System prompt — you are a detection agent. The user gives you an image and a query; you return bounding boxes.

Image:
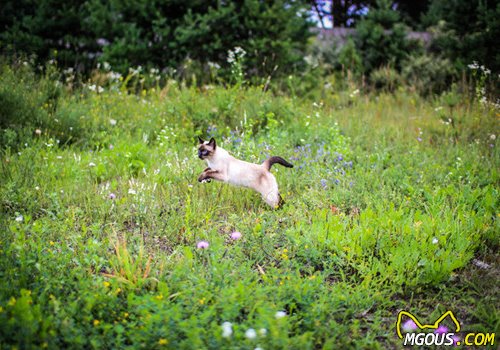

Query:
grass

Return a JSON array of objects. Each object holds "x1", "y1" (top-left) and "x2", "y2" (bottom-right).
[{"x1": 0, "y1": 64, "x2": 498, "y2": 349}]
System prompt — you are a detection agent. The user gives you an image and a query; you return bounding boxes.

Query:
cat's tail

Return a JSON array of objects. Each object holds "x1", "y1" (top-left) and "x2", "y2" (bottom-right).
[{"x1": 263, "y1": 156, "x2": 294, "y2": 171}]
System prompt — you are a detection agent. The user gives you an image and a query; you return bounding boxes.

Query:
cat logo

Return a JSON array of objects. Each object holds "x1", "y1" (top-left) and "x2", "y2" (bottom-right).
[
  {"x1": 396, "y1": 310, "x2": 496, "y2": 347},
  {"x1": 396, "y1": 310, "x2": 460, "y2": 339}
]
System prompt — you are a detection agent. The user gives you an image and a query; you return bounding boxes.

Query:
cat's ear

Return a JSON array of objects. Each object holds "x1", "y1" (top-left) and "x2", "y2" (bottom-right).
[
  {"x1": 197, "y1": 136, "x2": 204, "y2": 144},
  {"x1": 208, "y1": 137, "x2": 216, "y2": 149}
]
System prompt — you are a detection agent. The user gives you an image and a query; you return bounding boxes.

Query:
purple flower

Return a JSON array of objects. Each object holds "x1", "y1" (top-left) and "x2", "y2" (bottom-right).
[
  {"x1": 435, "y1": 325, "x2": 448, "y2": 334},
  {"x1": 417, "y1": 137, "x2": 422, "y2": 142},
  {"x1": 320, "y1": 179, "x2": 328, "y2": 189},
  {"x1": 197, "y1": 241, "x2": 209, "y2": 249},
  {"x1": 108, "y1": 193, "x2": 116, "y2": 200},
  {"x1": 230, "y1": 231, "x2": 242, "y2": 240},
  {"x1": 402, "y1": 319, "x2": 418, "y2": 332},
  {"x1": 452, "y1": 335, "x2": 460, "y2": 346}
]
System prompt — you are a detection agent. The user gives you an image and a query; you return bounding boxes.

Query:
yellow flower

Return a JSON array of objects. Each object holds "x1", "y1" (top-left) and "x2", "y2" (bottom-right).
[
  {"x1": 198, "y1": 298, "x2": 206, "y2": 305},
  {"x1": 155, "y1": 294, "x2": 163, "y2": 300},
  {"x1": 158, "y1": 338, "x2": 168, "y2": 345},
  {"x1": 103, "y1": 281, "x2": 110, "y2": 288},
  {"x1": 8, "y1": 297, "x2": 16, "y2": 306},
  {"x1": 93, "y1": 319, "x2": 100, "y2": 327},
  {"x1": 123, "y1": 312, "x2": 129, "y2": 318},
  {"x1": 49, "y1": 241, "x2": 55, "y2": 246},
  {"x1": 115, "y1": 288, "x2": 122, "y2": 294}
]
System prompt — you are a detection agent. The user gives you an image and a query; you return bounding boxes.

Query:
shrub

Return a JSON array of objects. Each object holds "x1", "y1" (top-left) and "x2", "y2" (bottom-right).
[
  {"x1": 369, "y1": 66, "x2": 402, "y2": 92},
  {"x1": 355, "y1": 0, "x2": 421, "y2": 74},
  {"x1": 402, "y1": 53, "x2": 456, "y2": 95}
]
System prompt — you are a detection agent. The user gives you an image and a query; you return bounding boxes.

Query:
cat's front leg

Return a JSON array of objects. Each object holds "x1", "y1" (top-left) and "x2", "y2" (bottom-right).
[{"x1": 198, "y1": 169, "x2": 225, "y2": 183}]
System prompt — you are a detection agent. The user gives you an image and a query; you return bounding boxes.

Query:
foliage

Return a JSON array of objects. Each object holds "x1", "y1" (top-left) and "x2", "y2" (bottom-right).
[
  {"x1": 0, "y1": 63, "x2": 498, "y2": 349},
  {"x1": 423, "y1": 0, "x2": 500, "y2": 73},
  {"x1": 354, "y1": 0, "x2": 421, "y2": 74},
  {"x1": 402, "y1": 53, "x2": 455, "y2": 96},
  {"x1": 0, "y1": 0, "x2": 313, "y2": 78},
  {"x1": 369, "y1": 65, "x2": 402, "y2": 92}
]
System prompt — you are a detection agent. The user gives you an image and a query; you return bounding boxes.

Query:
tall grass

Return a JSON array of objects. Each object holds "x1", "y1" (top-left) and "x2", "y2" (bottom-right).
[{"x1": 0, "y1": 63, "x2": 498, "y2": 349}]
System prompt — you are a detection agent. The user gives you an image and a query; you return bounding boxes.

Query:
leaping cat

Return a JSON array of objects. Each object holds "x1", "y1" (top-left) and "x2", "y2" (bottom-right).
[{"x1": 197, "y1": 137, "x2": 293, "y2": 208}]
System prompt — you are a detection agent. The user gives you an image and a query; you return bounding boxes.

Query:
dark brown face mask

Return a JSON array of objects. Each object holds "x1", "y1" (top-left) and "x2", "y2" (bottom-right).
[{"x1": 197, "y1": 137, "x2": 216, "y2": 159}]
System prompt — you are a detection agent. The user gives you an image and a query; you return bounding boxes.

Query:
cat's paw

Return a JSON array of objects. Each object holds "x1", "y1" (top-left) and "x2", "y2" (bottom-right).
[{"x1": 200, "y1": 179, "x2": 211, "y2": 183}]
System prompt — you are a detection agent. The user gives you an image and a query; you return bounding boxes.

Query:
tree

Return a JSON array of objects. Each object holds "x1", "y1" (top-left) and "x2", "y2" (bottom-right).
[
  {"x1": 354, "y1": 0, "x2": 419, "y2": 73},
  {"x1": 423, "y1": 0, "x2": 500, "y2": 73},
  {"x1": 1, "y1": 0, "x2": 313, "y2": 78}
]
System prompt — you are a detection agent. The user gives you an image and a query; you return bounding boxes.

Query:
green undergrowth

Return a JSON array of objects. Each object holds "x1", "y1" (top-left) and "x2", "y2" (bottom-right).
[{"x1": 0, "y1": 65, "x2": 498, "y2": 349}]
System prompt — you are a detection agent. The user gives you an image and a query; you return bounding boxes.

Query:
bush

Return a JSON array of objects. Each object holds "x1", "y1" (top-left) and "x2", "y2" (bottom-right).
[
  {"x1": 0, "y1": 62, "x2": 96, "y2": 149},
  {"x1": 402, "y1": 53, "x2": 456, "y2": 95},
  {"x1": 369, "y1": 66, "x2": 402, "y2": 92},
  {"x1": 355, "y1": 0, "x2": 421, "y2": 74}
]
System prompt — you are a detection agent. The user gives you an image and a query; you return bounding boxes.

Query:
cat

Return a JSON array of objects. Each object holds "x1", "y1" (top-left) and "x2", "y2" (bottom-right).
[{"x1": 197, "y1": 136, "x2": 293, "y2": 208}]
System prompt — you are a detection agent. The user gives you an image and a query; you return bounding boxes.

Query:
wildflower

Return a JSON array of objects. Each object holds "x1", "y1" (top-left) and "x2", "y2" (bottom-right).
[
  {"x1": 109, "y1": 144, "x2": 114, "y2": 150},
  {"x1": 108, "y1": 193, "x2": 116, "y2": 200},
  {"x1": 452, "y1": 335, "x2": 460, "y2": 346},
  {"x1": 88, "y1": 162, "x2": 96, "y2": 167},
  {"x1": 435, "y1": 325, "x2": 448, "y2": 334},
  {"x1": 158, "y1": 338, "x2": 168, "y2": 345},
  {"x1": 35, "y1": 129, "x2": 42, "y2": 135},
  {"x1": 402, "y1": 319, "x2": 418, "y2": 332},
  {"x1": 417, "y1": 137, "x2": 422, "y2": 142},
  {"x1": 15, "y1": 215, "x2": 23, "y2": 222},
  {"x1": 109, "y1": 119, "x2": 117, "y2": 126},
  {"x1": 258, "y1": 328, "x2": 267, "y2": 336},
  {"x1": 275, "y1": 311, "x2": 287, "y2": 319},
  {"x1": 221, "y1": 322, "x2": 233, "y2": 338},
  {"x1": 468, "y1": 61, "x2": 479, "y2": 70},
  {"x1": 128, "y1": 189, "x2": 137, "y2": 195},
  {"x1": 255, "y1": 347, "x2": 264, "y2": 350},
  {"x1": 230, "y1": 231, "x2": 242, "y2": 240},
  {"x1": 103, "y1": 281, "x2": 110, "y2": 288},
  {"x1": 490, "y1": 134, "x2": 496, "y2": 140},
  {"x1": 197, "y1": 241, "x2": 209, "y2": 249},
  {"x1": 320, "y1": 179, "x2": 327, "y2": 189},
  {"x1": 432, "y1": 237, "x2": 438, "y2": 244},
  {"x1": 245, "y1": 328, "x2": 257, "y2": 340},
  {"x1": 93, "y1": 319, "x2": 100, "y2": 326}
]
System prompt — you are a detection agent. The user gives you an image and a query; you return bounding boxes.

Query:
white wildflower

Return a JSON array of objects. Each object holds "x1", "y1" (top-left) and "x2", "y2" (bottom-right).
[
  {"x1": 245, "y1": 328, "x2": 257, "y2": 340},
  {"x1": 88, "y1": 162, "x2": 96, "y2": 167},
  {"x1": 432, "y1": 238, "x2": 438, "y2": 244},
  {"x1": 275, "y1": 311, "x2": 287, "y2": 319},
  {"x1": 221, "y1": 322, "x2": 233, "y2": 338},
  {"x1": 15, "y1": 215, "x2": 23, "y2": 222}
]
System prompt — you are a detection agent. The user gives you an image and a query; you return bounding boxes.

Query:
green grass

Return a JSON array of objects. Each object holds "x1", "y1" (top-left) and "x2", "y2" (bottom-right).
[{"x1": 0, "y1": 66, "x2": 498, "y2": 349}]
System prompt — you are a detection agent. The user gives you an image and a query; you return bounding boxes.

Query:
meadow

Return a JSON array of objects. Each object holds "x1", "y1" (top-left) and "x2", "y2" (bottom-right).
[{"x1": 0, "y1": 63, "x2": 498, "y2": 349}]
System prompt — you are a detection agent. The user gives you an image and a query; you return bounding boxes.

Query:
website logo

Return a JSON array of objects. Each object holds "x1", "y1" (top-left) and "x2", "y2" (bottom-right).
[{"x1": 396, "y1": 310, "x2": 495, "y2": 347}]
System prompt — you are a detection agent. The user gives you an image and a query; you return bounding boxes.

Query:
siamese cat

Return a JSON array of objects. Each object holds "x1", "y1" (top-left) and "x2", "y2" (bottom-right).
[{"x1": 197, "y1": 136, "x2": 293, "y2": 208}]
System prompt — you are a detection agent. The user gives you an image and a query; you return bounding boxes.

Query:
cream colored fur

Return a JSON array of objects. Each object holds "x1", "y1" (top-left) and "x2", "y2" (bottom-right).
[{"x1": 199, "y1": 142, "x2": 282, "y2": 208}]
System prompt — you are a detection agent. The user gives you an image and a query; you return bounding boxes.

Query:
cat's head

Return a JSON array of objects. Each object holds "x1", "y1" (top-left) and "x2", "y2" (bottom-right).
[{"x1": 197, "y1": 136, "x2": 216, "y2": 160}]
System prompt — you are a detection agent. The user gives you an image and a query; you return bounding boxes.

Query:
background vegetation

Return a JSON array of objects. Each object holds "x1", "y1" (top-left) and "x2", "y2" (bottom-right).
[{"x1": 0, "y1": 0, "x2": 499, "y2": 349}]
